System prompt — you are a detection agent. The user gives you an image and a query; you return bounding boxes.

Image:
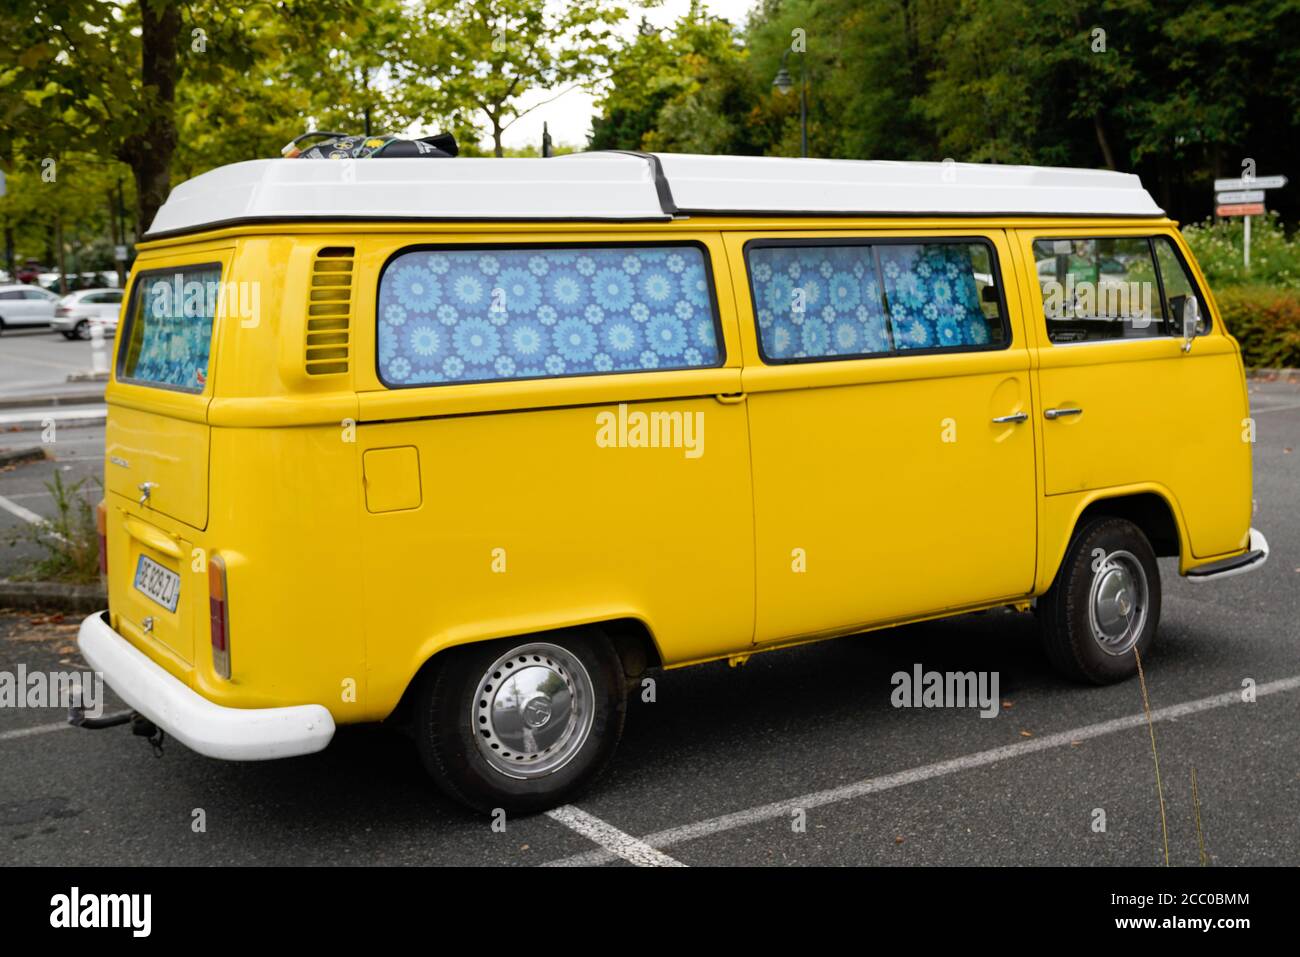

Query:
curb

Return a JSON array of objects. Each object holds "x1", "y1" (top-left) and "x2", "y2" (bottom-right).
[
  {"x1": 0, "y1": 412, "x2": 107, "y2": 432},
  {"x1": 0, "y1": 391, "x2": 106, "y2": 411},
  {"x1": 0, "y1": 579, "x2": 106, "y2": 614},
  {"x1": 1246, "y1": 368, "x2": 1299, "y2": 380},
  {"x1": 0, "y1": 446, "x2": 48, "y2": 467}
]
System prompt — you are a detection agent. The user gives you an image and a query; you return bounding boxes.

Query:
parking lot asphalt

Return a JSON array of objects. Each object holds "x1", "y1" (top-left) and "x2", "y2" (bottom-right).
[
  {"x1": 0, "y1": 378, "x2": 1296, "y2": 866},
  {"x1": 0, "y1": 328, "x2": 102, "y2": 401}
]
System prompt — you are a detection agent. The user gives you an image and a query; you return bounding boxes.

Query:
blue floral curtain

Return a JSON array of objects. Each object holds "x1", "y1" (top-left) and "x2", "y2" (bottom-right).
[
  {"x1": 378, "y1": 245, "x2": 722, "y2": 386},
  {"x1": 124, "y1": 267, "x2": 219, "y2": 392},
  {"x1": 749, "y1": 242, "x2": 996, "y2": 360},
  {"x1": 749, "y1": 245, "x2": 891, "y2": 360}
]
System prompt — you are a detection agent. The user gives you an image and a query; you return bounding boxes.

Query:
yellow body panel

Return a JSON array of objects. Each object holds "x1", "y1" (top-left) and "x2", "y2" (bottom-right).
[
  {"x1": 1008, "y1": 227, "x2": 1252, "y2": 559},
  {"x1": 722, "y1": 229, "x2": 1038, "y2": 641},
  {"x1": 100, "y1": 216, "x2": 1254, "y2": 724}
]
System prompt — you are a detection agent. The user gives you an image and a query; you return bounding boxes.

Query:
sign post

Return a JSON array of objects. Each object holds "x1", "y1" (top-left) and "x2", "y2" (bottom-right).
[{"x1": 1214, "y1": 175, "x2": 1288, "y2": 271}]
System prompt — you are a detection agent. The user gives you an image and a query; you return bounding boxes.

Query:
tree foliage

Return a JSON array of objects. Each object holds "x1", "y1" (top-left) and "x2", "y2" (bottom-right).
[{"x1": 590, "y1": 0, "x2": 1300, "y2": 224}]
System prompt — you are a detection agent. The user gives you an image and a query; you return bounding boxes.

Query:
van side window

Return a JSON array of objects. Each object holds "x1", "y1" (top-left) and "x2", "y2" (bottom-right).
[
  {"x1": 745, "y1": 240, "x2": 1005, "y2": 362},
  {"x1": 118, "y1": 265, "x2": 221, "y2": 393},
  {"x1": 376, "y1": 244, "x2": 722, "y2": 387},
  {"x1": 1032, "y1": 238, "x2": 1164, "y2": 343},
  {"x1": 1153, "y1": 237, "x2": 1209, "y2": 336}
]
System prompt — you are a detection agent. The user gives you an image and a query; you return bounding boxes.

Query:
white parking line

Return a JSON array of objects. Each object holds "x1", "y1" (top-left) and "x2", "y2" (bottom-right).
[
  {"x1": 0, "y1": 721, "x2": 71, "y2": 743},
  {"x1": 543, "y1": 674, "x2": 1300, "y2": 867},
  {"x1": 0, "y1": 492, "x2": 49, "y2": 526},
  {"x1": 546, "y1": 804, "x2": 687, "y2": 867}
]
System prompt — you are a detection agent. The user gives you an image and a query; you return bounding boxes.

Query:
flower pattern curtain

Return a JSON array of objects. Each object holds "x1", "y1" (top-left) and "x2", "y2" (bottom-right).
[
  {"x1": 749, "y1": 242, "x2": 997, "y2": 361},
  {"x1": 123, "y1": 267, "x2": 219, "y2": 392},
  {"x1": 378, "y1": 245, "x2": 722, "y2": 386}
]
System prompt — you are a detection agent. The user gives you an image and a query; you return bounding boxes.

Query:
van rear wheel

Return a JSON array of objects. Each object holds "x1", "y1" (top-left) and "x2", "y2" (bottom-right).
[
  {"x1": 415, "y1": 632, "x2": 626, "y2": 815},
  {"x1": 1038, "y1": 517, "x2": 1161, "y2": 685}
]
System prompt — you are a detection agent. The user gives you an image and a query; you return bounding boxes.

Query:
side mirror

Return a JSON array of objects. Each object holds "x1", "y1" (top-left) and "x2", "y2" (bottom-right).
[{"x1": 1181, "y1": 297, "x2": 1200, "y2": 353}]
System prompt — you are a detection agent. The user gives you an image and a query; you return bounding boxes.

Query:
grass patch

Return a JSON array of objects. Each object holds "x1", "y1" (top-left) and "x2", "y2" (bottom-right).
[{"x1": 5, "y1": 471, "x2": 101, "y2": 585}]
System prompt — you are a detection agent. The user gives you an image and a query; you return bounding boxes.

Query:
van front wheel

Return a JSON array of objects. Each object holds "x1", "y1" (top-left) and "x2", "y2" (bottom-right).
[
  {"x1": 415, "y1": 632, "x2": 627, "y2": 815},
  {"x1": 1038, "y1": 517, "x2": 1161, "y2": 685}
]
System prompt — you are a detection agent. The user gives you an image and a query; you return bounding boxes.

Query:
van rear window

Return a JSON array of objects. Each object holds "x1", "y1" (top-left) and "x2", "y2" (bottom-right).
[
  {"x1": 376, "y1": 244, "x2": 722, "y2": 387},
  {"x1": 118, "y1": 265, "x2": 221, "y2": 392}
]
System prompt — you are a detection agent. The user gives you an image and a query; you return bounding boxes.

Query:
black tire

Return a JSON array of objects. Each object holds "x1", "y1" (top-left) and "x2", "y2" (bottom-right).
[
  {"x1": 61, "y1": 330, "x2": 77, "y2": 340},
  {"x1": 74, "y1": 320, "x2": 88, "y2": 340},
  {"x1": 415, "y1": 630, "x2": 626, "y2": 815},
  {"x1": 1038, "y1": 516, "x2": 1161, "y2": 685},
  {"x1": 0, "y1": 318, "x2": 6, "y2": 336}
]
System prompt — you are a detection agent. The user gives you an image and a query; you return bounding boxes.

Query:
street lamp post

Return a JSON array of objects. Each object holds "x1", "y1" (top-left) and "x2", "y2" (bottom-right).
[{"x1": 772, "y1": 49, "x2": 807, "y2": 158}]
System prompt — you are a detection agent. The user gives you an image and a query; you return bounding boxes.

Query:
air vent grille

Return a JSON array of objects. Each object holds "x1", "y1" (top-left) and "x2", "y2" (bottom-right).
[{"x1": 305, "y1": 246, "x2": 353, "y2": 375}]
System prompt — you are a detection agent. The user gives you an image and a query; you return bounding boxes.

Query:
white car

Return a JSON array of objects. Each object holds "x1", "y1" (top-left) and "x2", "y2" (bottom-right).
[
  {"x1": 0, "y1": 284, "x2": 60, "y2": 334},
  {"x1": 52, "y1": 287, "x2": 125, "y2": 340}
]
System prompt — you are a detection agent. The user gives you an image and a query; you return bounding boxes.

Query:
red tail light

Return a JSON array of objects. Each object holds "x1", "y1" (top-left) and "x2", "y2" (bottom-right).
[
  {"x1": 95, "y1": 501, "x2": 108, "y2": 578},
  {"x1": 208, "y1": 554, "x2": 231, "y2": 679},
  {"x1": 55, "y1": 306, "x2": 70, "y2": 317}
]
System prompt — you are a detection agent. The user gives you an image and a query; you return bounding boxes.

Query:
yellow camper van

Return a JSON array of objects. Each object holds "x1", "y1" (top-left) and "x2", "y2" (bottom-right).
[{"x1": 77, "y1": 151, "x2": 1268, "y2": 813}]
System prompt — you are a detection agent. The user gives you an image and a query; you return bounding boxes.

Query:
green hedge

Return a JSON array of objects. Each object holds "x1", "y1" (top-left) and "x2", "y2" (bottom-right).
[
  {"x1": 1213, "y1": 285, "x2": 1300, "y2": 369},
  {"x1": 1183, "y1": 214, "x2": 1300, "y2": 291}
]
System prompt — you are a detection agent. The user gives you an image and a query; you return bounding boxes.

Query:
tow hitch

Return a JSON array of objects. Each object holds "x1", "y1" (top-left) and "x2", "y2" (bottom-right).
[{"x1": 68, "y1": 692, "x2": 166, "y2": 758}]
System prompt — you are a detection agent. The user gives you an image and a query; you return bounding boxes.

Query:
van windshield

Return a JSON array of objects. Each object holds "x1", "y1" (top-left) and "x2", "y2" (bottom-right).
[{"x1": 118, "y1": 265, "x2": 221, "y2": 392}]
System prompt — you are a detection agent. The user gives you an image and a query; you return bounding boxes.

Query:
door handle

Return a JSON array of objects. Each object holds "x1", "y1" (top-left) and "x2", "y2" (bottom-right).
[
  {"x1": 1044, "y1": 407, "x2": 1083, "y2": 419},
  {"x1": 991, "y1": 412, "x2": 1028, "y2": 424},
  {"x1": 137, "y1": 481, "x2": 158, "y2": 506},
  {"x1": 714, "y1": 393, "x2": 747, "y2": 405}
]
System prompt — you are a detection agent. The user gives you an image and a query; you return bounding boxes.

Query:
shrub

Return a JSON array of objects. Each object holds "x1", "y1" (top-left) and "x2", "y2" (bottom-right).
[
  {"x1": 1182, "y1": 213, "x2": 1300, "y2": 290},
  {"x1": 1212, "y1": 285, "x2": 1300, "y2": 369}
]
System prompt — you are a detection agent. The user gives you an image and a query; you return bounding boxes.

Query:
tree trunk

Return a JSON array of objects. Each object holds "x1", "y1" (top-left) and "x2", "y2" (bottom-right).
[
  {"x1": 3, "y1": 222, "x2": 14, "y2": 282},
  {"x1": 55, "y1": 214, "x2": 66, "y2": 294},
  {"x1": 109, "y1": 188, "x2": 125, "y2": 287},
  {"x1": 119, "y1": 0, "x2": 181, "y2": 234},
  {"x1": 1092, "y1": 112, "x2": 1117, "y2": 170},
  {"x1": 0, "y1": 143, "x2": 13, "y2": 279}
]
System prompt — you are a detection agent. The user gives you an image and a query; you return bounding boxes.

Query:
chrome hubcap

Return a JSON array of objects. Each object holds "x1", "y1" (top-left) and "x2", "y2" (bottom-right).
[
  {"x1": 1087, "y1": 549, "x2": 1149, "y2": 655},
  {"x1": 472, "y1": 642, "x2": 594, "y2": 779}
]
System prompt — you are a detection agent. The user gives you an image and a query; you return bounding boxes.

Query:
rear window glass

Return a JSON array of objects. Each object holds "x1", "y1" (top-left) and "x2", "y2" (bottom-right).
[
  {"x1": 377, "y1": 244, "x2": 722, "y2": 387},
  {"x1": 118, "y1": 265, "x2": 220, "y2": 392}
]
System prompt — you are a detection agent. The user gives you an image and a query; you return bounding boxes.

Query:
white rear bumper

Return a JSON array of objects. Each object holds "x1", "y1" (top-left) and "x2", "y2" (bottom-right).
[{"x1": 77, "y1": 611, "x2": 335, "y2": 760}]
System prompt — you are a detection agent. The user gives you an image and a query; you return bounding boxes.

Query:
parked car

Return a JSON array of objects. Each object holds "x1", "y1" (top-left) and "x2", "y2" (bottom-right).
[
  {"x1": 0, "y1": 283, "x2": 60, "y2": 333},
  {"x1": 77, "y1": 152, "x2": 1267, "y2": 815},
  {"x1": 40, "y1": 271, "x2": 119, "y2": 293},
  {"x1": 52, "y1": 287, "x2": 124, "y2": 339}
]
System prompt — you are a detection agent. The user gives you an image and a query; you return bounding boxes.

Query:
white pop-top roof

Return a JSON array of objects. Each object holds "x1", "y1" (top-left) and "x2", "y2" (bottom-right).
[{"x1": 145, "y1": 151, "x2": 1164, "y2": 237}]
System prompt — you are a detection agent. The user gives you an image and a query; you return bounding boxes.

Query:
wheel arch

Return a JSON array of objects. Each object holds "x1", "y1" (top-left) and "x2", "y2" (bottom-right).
[
  {"x1": 1043, "y1": 486, "x2": 1187, "y2": 593},
  {"x1": 386, "y1": 615, "x2": 663, "y2": 728}
]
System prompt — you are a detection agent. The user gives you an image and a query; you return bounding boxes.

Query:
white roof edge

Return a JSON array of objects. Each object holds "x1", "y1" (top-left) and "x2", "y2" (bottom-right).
[
  {"x1": 652, "y1": 153, "x2": 1164, "y2": 218},
  {"x1": 145, "y1": 152, "x2": 1163, "y2": 238}
]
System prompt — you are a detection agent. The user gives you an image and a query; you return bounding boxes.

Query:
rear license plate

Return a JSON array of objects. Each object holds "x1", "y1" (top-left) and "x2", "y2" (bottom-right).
[{"x1": 133, "y1": 555, "x2": 180, "y2": 612}]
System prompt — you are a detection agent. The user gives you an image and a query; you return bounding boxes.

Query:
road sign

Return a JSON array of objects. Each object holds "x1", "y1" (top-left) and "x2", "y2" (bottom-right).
[
  {"x1": 1217, "y1": 203, "x2": 1266, "y2": 217},
  {"x1": 1214, "y1": 175, "x2": 1287, "y2": 191},
  {"x1": 114, "y1": 245, "x2": 128, "y2": 261},
  {"x1": 1216, "y1": 190, "x2": 1265, "y2": 205}
]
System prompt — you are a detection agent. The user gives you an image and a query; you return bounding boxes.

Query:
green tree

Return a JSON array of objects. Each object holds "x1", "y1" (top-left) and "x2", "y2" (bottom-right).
[
  {"x1": 1, "y1": 0, "x2": 362, "y2": 233},
  {"x1": 413, "y1": 0, "x2": 629, "y2": 157},
  {"x1": 590, "y1": 4, "x2": 759, "y2": 154}
]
